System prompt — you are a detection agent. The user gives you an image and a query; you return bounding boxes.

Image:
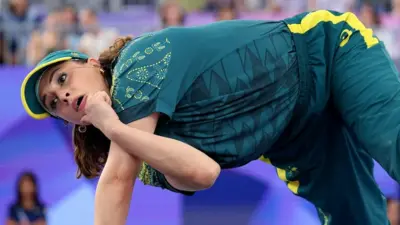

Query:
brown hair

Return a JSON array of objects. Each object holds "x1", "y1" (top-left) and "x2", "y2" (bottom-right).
[{"x1": 73, "y1": 36, "x2": 133, "y2": 179}]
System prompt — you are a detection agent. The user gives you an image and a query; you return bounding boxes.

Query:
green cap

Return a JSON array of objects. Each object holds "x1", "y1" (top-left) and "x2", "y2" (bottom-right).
[{"x1": 21, "y1": 50, "x2": 89, "y2": 119}]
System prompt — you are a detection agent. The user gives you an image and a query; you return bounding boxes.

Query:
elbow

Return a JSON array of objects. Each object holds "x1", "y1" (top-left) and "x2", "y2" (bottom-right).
[
  {"x1": 187, "y1": 163, "x2": 221, "y2": 190},
  {"x1": 102, "y1": 171, "x2": 134, "y2": 186},
  {"x1": 101, "y1": 163, "x2": 138, "y2": 186}
]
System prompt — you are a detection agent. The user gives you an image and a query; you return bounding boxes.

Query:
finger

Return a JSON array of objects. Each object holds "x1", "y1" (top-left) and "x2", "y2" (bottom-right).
[
  {"x1": 84, "y1": 94, "x2": 92, "y2": 105},
  {"x1": 105, "y1": 94, "x2": 112, "y2": 106},
  {"x1": 100, "y1": 91, "x2": 112, "y2": 105}
]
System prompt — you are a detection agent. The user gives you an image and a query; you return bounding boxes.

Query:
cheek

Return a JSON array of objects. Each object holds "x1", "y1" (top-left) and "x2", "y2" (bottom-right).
[
  {"x1": 57, "y1": 108, "x2": 81, "y2": 124},
  {"x1": 69, "y1": 70, "x2": 107, "y2": 95},
  {"x1": 21, "y1": 182, "x2": 34, "y2": 193}
]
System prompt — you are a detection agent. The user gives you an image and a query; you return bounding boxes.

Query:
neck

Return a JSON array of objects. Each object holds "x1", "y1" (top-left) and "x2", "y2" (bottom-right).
[{"x1": 21, "y1": 199, "x2": 35, "y2": 209}]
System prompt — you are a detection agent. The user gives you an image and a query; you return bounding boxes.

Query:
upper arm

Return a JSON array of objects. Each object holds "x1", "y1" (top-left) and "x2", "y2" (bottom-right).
[
  {"x1": 111, "y1": 32, "x2": 192, "y2": 124},
  {"x1": 101, "y1": 112, "x2": 159, "y2": 181},
  {"x1": 126, "y1": 112, "x2": 159, "y2": 133}
]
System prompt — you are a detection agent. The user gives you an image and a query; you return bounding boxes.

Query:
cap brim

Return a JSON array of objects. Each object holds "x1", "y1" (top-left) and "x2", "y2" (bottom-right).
[{"x1": 21, "y1": 57, "x2": 72, "y2": 120}]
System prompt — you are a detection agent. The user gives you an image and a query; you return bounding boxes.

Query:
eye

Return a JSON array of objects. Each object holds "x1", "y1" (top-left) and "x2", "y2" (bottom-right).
[
  {"x1": 58, "y1": 73, "x2": 67, "y2": 85},
  {"x1": 50, "y1": 98, "x2": 58, "y2": 111}
]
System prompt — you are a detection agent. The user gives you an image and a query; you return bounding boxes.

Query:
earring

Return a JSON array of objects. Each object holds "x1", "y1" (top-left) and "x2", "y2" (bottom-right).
[
  {"x1": 100, "y1": 68, "x2": 105, "y2": 74},
  {"x1": 78, "y1": 125, "x2": 87, "y2": 133}
]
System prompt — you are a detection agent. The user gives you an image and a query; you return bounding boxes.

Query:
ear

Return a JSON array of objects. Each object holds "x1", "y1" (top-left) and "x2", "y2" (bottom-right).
[{"x1": 87, "y1": 58, "x2": 101, "y2": 67}]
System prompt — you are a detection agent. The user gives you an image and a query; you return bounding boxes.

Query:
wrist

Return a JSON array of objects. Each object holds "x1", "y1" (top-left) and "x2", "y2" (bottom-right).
[{"x1": 102, "y1": 118, "x2": 122, "y2": 140}]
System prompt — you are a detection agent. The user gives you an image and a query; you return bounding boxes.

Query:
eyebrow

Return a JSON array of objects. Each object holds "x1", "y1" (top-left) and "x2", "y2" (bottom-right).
[
  {"x1": 41, "y1": 67, "x2": 61, "y2": 110},
  {"x1": 49, "y1": 67, "x2": 61, "y2": 86}
]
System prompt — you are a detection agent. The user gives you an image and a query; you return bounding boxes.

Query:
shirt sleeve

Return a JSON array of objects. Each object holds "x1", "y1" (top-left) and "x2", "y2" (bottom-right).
[
  {"x1": 138, "y1": 162, "x2": 195, "y2": 196},
  {"x1": 111, "y1": 31, "x2": 188, "y2": 124}
]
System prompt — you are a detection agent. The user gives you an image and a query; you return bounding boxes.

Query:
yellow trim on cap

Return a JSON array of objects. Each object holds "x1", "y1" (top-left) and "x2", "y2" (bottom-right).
[{"x1": 21, "y1": 57, "x2": 72, "y2": 120}]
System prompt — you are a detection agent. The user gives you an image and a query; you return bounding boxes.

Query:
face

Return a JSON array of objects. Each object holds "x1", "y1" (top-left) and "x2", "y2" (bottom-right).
[
  {"x1": 360, "y1": 4, "x2": 373, "y2": 25},
  {"x1": 80, "y1": 10, "x2": 97, "y2": 31},
  {"x1": 164, "y1": 4, "x2": 182, "y2": 26},
  {"x1": 63, "y1": 7, "x2": 77, "y2": 25},
  {"x1": 10, "y1": 0, "x2": 28, "y2": 15},
  {"x1": 217, "y1": 8, "x2": 235, "y2": 21},
  {"x1": 45, "y1": 11, "x2": 62, "y2": 30},
  {"x1": 38, "y1": 59, "x2": 109, "y2": 125},
  {"x1": 19, "y1": 176, "x2": 35, "y2": 197}
]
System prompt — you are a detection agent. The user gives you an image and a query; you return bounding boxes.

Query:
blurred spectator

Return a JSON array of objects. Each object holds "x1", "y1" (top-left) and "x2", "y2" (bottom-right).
[
  {"x1": 204, "y1": 0, "x2": 222, "y2": 11},
  {"x1": 6, "y1": 171, "x2": 46, "y2": 225},
  {"x1": 266, "y1": 0, "x2": 306, "y2": 14},
  {"x1": 381, "y1": 0, "x2": 400, "y2": 29},
  {"x1": 78, "y1": 8, "x2": 119, "y2": 58},
  {"x1": 61, "y1": 4, "x2": 81, "y2": 35},
  {"x1": 0, "y1": 31, "x2": 5, "y2": 64},
  {"x1": 387, "y1": 199, "x2": 400, "y2": 225},
  {"x1": 215, "y1": 1, "x2": 238, "y2": 20},
  {"x1": 26, "y1": 9, "x2": 66, "y2": 66},
  {"x1": 359, "y1": 2, "x2": 400, "y2": 60},
  {"x1": 61, "y1": 4, "x2": 83, "y2": 50},
  {"x1": 158, "y1": 0, "x2": 207, "y2": 12},
  {"x1": 159, "y1": 0, "x2": 186, "y2": 28},
  {"x1": 307, "y1": 0, "x2": 355, "y2": 12},
  {"x1": 204, "y1": 0, "x2": 240, "y2": 11},
  {"x1": 392, "y1": 0, "x2": 400, "y2": 16},
  {"x1": 0, "y1": 0, "x2": 41, "y2": 64},
  {"x1": 243, "y1": 0, "x2": 267, "y2": 11},
  {"x1": 359, "y1": 2, "x2": 382, "y2": 29}
]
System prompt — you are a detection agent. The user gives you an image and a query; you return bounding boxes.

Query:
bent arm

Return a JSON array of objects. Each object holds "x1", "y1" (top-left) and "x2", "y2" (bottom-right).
[
  {"x1": 94, "y1": 142, "x2": 141, "y2": 225},
  {"x1": 104, "y1": 113, "x2": 221, "y2": 191}
]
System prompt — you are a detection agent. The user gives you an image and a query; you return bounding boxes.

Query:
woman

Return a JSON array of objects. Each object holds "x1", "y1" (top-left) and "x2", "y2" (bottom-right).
[
  {"x1": 215, "y1": 1, "x2": 238, "y2": 21},
  {"x1": 158, "y1": 0, "x2": 186, "y2": 28},
  {"x1": 21, "y1": 10, "x2": 400, "y2": 225},
  {"x1": 7, "y1": 172, "x2": 46, "y2": 225},
  {"x1": 359, "y1": 2, "x2": 400, "y2": 60},
  {"x1": 1, "y1": 0, "x2": 41, "y2": 64}
]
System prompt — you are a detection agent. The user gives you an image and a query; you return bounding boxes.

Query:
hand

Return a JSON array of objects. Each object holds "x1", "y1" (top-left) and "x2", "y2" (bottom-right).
[{"x1": 81, "y1": 91, "x2": 120, "y2": 133}]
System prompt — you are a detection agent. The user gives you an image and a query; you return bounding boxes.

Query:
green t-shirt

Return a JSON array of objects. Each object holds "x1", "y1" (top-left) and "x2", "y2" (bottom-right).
[{"x1": 111, "y1": 20, "x2": 299, "y2": 195}]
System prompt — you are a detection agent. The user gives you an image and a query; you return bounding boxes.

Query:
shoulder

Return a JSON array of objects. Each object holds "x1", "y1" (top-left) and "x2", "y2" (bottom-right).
[
  {"x1": 116, "y1": 27, "x2": 186, "y2": 59},
  {"x1": 7, "y1": 203, "x2": 19, "y2": 216},
  {"x1": 113, "y1": 32, "x2": 173, "y2": 76},
  {"x1": 37, "y1": 203, "x2": 47, "y2": 215},
  {"x1": 8, "y1": 203, "x2": 18, "y2": 211}
]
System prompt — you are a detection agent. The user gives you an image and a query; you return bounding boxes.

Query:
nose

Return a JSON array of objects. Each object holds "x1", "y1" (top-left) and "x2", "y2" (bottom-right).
[{"x1": 57, "y1": 90, "x2": 71, "y2": 105}]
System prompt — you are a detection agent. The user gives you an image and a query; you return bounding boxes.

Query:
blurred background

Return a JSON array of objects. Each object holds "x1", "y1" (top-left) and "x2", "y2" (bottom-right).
[{"x1": 0, "y1": 0, "x2": 399, "y2": 224}]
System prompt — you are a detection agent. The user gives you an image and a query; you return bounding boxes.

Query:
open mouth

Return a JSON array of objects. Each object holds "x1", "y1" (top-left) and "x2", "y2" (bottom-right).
[{"x1": 76, "y1": 96, "x2": 84, "y2": 111}]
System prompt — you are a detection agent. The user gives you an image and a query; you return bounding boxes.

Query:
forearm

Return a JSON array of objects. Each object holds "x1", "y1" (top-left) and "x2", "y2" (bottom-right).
[
  {"x1": 94, "y1": 142, "x2": 141, "y2": 225},
  {"x1": 95, "y1": 176, "x2": 134, "y2": 225},
  {"x1": 105, "y1": 120, "x2": 220, "y2": 188}
]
